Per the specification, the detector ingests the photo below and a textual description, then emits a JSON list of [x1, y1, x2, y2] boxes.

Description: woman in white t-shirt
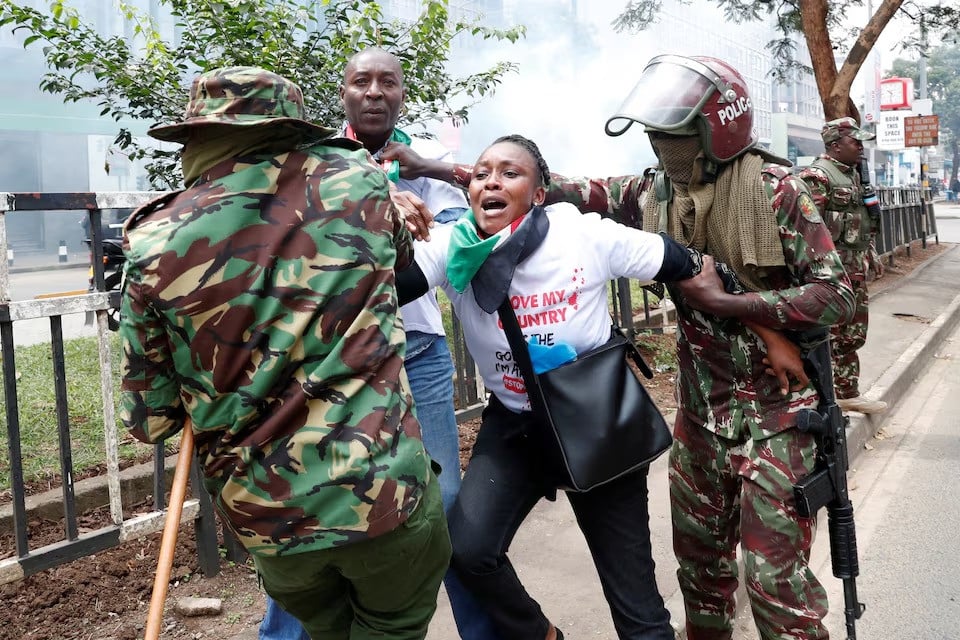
[[397, 135, 800, 640], [398, 134, 699, 640]]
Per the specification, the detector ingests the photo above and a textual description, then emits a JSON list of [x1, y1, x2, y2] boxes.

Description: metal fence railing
[[0, 192, 220, 586], [876, 186, 938, 261], [0, 187, 940, 585]]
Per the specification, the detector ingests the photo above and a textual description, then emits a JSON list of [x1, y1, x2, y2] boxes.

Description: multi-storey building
[[770, 34, 828, 167]]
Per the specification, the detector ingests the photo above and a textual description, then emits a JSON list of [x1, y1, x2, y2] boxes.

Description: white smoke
[[442, 0, 660, 177], [439, 0, 782, 178]]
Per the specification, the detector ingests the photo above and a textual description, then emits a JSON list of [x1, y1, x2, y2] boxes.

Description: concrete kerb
[[8, 261, 88, 275], [0, 454, 180, 534]]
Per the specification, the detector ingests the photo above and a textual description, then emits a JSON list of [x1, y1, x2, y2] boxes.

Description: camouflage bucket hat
[[148, 66, 335, 144], [821, 117, 876, 144]]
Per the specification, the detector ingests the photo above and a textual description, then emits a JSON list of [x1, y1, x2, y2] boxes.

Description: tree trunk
[[800, 0, 905, 121], [800, 0, 839, 117]]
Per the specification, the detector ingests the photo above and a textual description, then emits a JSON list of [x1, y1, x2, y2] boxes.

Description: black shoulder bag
[[497, 300, 673, 492]]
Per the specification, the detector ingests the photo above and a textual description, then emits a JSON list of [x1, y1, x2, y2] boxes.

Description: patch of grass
[[0, 334, 149, 493], [634, 330, 677, 373]]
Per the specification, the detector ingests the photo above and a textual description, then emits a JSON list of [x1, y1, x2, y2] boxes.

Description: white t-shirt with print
[[414, 203, 667, 413]]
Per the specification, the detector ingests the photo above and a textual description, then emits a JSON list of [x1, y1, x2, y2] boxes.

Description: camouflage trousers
[[669, 414, 829, 640], [832, 251, 869, 399]]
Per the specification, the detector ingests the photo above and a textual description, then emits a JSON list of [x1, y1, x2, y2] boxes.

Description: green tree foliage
[[891, 45, 960, 186], [0, 0, 524, 188], [612, 0, 960, 121]]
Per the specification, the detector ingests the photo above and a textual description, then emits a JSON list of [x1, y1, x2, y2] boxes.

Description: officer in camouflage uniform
[[799, 117, 887, 415], [119, 67, 450, 639], [385, 55, 856, 640], [553, 56, 855, 640]]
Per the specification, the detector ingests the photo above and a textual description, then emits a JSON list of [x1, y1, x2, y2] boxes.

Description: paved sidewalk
[[424, 240, 960, 640]]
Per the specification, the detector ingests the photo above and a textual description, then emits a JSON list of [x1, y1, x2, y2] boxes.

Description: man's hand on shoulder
[[382, 141, 428, 180], [389, 187, 435, 241], [382, 141, 457, 183]]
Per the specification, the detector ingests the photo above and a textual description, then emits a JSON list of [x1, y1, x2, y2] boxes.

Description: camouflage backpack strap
[[653, 169, 672, 234], [638, 167, 668, 301]]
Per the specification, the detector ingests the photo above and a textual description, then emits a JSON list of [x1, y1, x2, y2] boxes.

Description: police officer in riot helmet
[[596, 54, 857, 639]]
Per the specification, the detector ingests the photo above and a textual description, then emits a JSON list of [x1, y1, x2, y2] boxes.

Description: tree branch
[[832, 0, 904, 121]]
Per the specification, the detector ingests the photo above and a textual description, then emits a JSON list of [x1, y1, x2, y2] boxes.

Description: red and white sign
[[880, 78, 913, 111]]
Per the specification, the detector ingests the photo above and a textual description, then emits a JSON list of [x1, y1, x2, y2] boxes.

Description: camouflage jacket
[[119, 142, 430, 557], [798, 154, 875, 254], [545, 165, 855, 440]]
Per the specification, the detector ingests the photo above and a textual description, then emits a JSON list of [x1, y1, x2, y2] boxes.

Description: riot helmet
[[605, 54, 758, 164]]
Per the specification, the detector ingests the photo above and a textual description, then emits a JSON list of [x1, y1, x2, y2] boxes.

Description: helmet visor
[[605, 60, 717, 137]]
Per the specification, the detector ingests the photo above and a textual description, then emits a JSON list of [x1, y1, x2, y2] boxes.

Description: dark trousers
[[447, 396, 673, 640]]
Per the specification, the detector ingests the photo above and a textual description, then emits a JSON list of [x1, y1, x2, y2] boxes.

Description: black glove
[[685, 246, 745, 295]]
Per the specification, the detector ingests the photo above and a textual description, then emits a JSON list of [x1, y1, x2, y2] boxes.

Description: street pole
[[919, 14, 929, 199], [865, 0, 878, 185]]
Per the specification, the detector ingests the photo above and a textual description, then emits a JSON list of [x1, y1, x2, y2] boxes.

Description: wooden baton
[[144, 422, 195, 640]]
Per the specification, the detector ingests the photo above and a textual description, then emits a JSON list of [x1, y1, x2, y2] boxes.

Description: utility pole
[[919, 13, 929, 199], [866, 0, 878, 185]]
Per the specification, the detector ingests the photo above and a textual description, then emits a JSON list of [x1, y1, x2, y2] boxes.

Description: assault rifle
[[792, 329, 866, 640]]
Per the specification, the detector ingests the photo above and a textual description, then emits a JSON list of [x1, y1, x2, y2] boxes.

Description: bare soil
[[2, 239, 949, 640]]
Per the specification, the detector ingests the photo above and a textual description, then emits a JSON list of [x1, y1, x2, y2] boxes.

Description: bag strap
[[497, 299, 656, 407], [496, 299, 552, 420], [653, 169, 672, 234], [613, 324, 654, 380]]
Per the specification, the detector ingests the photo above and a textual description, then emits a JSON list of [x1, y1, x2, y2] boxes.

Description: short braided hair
[[492, 134, 551, 187]]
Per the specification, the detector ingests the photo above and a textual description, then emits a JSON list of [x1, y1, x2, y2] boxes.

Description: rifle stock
[[792, 330, 866, 640]]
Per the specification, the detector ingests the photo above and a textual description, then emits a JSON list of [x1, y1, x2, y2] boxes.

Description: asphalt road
[[4, 266, 98, 347], [830, 319, 960, 639], [731, 311, 960, 639]]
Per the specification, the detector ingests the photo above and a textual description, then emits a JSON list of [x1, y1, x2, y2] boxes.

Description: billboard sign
[[903, 115, 940, 147], [876, 111, 909, 150]]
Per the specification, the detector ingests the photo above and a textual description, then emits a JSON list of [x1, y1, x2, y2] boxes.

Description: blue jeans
[[404, 332, 501, 640], [404, 331, 460, 508], [260, 595, 310, 640], [261, 333, 499, 640]]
